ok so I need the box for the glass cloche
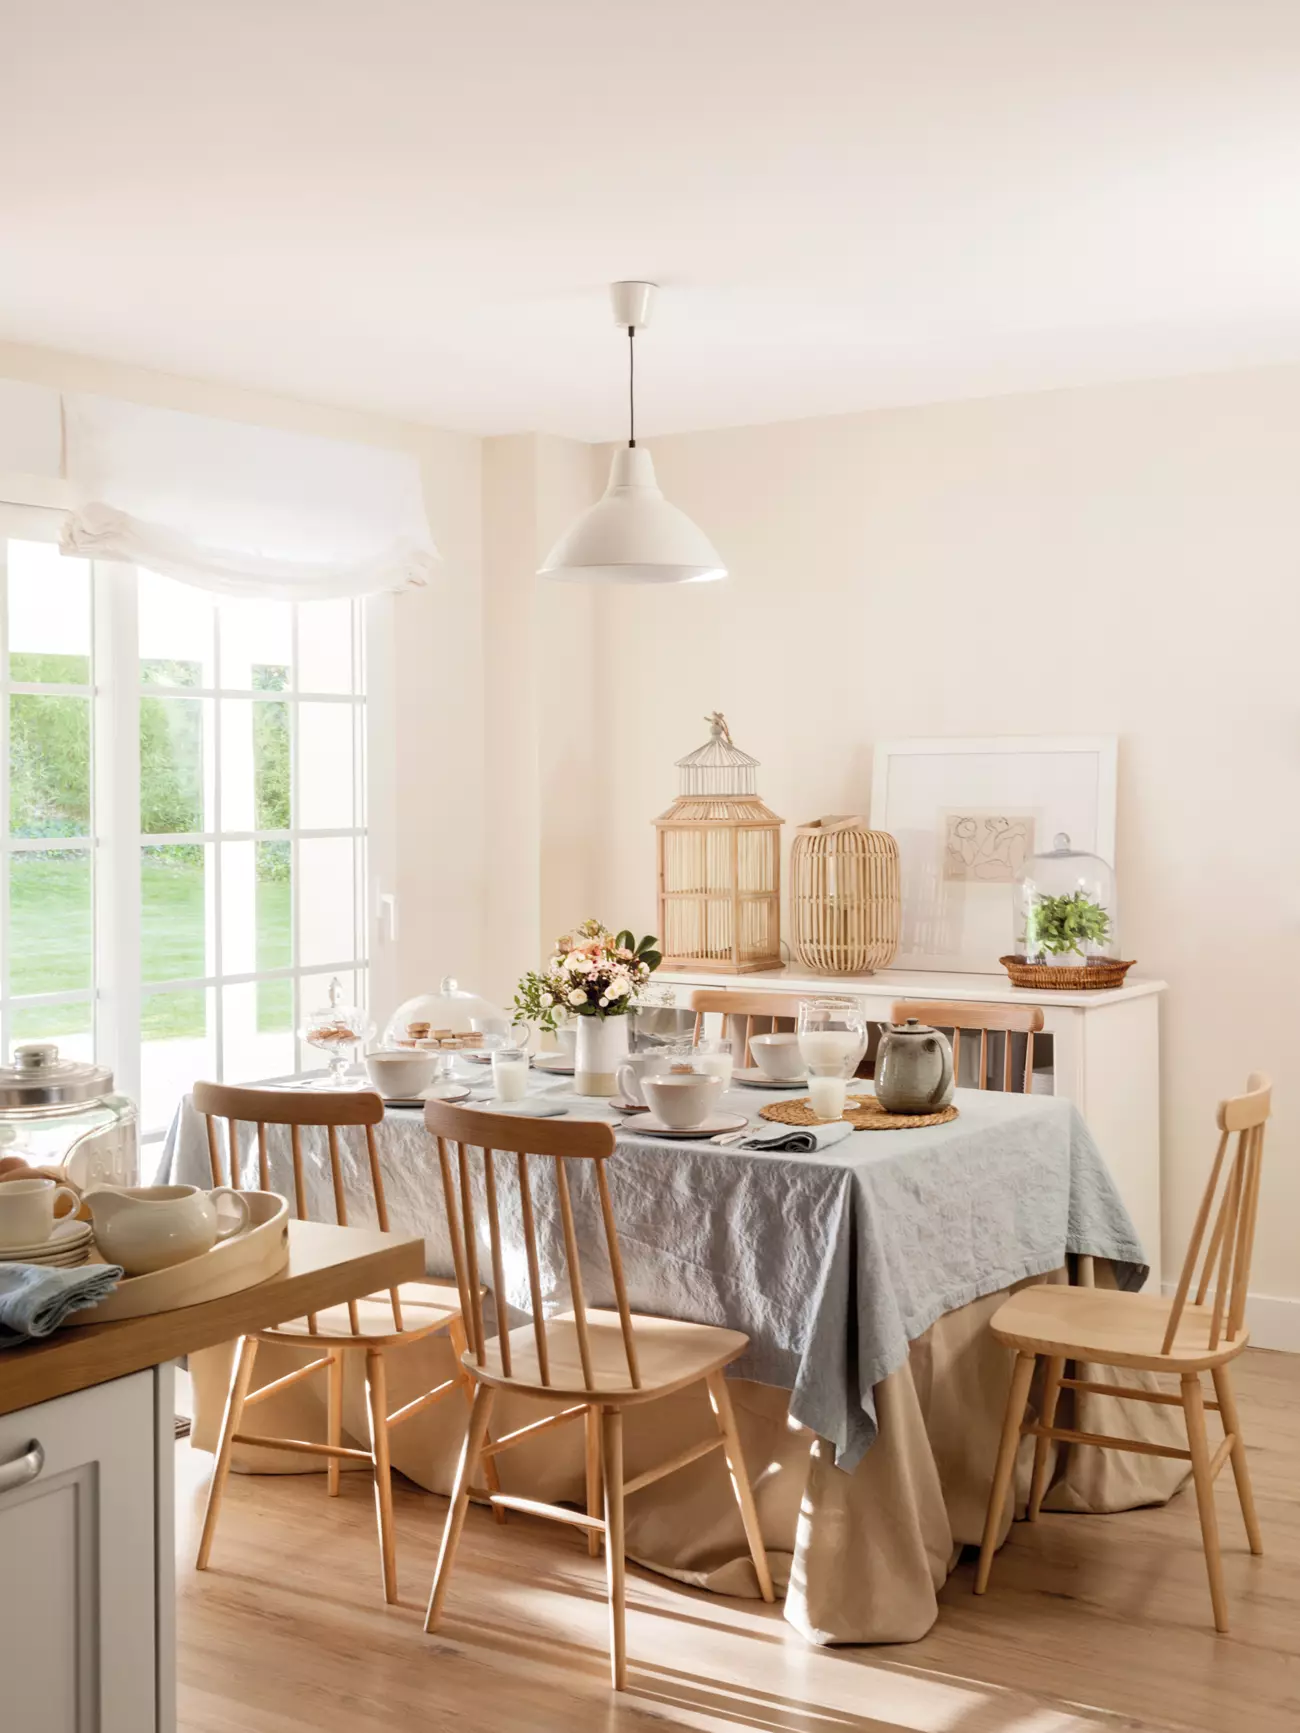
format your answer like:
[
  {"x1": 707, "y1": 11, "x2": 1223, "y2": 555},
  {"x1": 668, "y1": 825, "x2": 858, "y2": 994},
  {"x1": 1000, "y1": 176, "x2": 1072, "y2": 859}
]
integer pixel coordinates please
[
  {"x1": 0, "y1": 1043, "x2": 138, "y2": 1189},
  {"x1": 1013, "y1": 833, "x2": 1118, "y2": 967},
  {"x1": 301, "y1": 977, "x2": 373, "y2": 1087},
  {"x1": 381, "y1": 976, "x2": 510, "y2": 1052}
]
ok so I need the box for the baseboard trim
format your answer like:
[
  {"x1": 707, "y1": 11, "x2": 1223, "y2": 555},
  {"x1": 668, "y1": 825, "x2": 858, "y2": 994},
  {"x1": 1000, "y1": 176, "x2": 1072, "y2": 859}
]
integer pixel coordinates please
[{"x1": 1160, "y1": 1283, "x2": 1300, "y2": 1353}]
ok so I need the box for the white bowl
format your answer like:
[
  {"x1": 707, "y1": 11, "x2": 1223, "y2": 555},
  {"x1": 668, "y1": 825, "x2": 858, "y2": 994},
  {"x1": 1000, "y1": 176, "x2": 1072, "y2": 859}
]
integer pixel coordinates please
[
  {"x1": 364, "y1": 1049, "x2": 439, "y2": 1096},
  {"x1": 749, "y1": 1033, "x2": 805, "y2": 1082}
]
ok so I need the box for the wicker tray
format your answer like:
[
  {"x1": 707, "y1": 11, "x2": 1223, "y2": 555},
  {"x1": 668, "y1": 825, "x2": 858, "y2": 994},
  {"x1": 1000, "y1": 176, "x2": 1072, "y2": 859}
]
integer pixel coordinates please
[
  {"x1": 999, "y1": 955, "x2": 1136, "y2": 992},
  {"x1": 759, "y1": 1094, "x2": 959, "y2": 1132}
]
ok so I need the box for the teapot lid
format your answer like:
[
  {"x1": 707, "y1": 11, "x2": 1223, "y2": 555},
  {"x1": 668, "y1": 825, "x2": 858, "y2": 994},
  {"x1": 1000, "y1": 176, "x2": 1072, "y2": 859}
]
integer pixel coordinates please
[
  {"x1": 888, "y1": 1016, "x2": 936, "y2": 1036},
  {"x1": 0, "y1": 1043, "x2": 115, "y2": 1109}
]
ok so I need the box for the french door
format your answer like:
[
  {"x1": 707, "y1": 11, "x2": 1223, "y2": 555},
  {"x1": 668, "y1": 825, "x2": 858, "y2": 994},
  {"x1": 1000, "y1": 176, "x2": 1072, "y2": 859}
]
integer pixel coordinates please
[{"x1": 0, "y1": 506, "x2": 369, "y2": 1150}]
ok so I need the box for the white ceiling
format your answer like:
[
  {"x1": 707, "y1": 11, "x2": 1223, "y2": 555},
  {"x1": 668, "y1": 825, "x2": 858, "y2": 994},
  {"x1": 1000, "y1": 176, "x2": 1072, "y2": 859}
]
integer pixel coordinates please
[{"x1": 4, "y1": 1, "x2": 1300, "y2": 440}]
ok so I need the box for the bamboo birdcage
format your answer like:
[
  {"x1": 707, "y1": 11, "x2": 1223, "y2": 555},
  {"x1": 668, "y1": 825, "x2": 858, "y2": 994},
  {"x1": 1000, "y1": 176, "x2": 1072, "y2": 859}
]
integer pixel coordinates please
[
  {"x1": 789, "y1": 817, "x2": 900, "y2": 974},
  {"x1": 655, "y1": 714, "x2": 783, "y2": 974}
]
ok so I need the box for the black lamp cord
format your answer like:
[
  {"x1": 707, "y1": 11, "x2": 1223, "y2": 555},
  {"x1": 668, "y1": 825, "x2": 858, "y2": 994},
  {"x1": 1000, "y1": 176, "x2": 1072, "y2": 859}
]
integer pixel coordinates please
[{"x1": 627, "y1": 325, "x2": 636, "y2": 448}]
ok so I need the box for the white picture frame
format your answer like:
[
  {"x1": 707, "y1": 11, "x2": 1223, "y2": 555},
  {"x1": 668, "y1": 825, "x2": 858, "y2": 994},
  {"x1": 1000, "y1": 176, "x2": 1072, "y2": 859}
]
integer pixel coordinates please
[{"x1": 869, "y1": 735, "x2": 1118, "y2": 973}]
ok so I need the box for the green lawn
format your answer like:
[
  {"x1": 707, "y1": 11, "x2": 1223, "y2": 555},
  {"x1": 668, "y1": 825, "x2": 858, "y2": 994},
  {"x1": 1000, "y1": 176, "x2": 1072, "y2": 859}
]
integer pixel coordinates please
[{"x1": 10, "y1": 855, "x2": 292, "y2": 1040}]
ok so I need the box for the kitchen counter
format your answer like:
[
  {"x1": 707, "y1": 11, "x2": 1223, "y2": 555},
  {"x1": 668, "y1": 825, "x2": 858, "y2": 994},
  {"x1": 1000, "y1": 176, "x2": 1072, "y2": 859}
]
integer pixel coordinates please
[
  {"x1": 0, "y1": 1218, "x2": 424, "y2": 1733},
  {"x1": 0, "y1": 1218, "x2": 424, "y2": 1417}
]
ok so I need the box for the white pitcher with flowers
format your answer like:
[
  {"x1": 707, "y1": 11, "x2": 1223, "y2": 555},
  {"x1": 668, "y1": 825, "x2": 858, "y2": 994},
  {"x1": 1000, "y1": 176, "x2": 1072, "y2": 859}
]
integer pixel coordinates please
[{"x1": 514, "y1": 920, "x2": 662, "y2": 1095}]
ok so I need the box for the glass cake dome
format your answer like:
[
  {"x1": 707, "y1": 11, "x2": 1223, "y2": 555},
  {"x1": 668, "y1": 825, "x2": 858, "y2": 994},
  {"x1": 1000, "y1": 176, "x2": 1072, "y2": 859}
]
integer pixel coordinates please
[
  {"x1": 1013, "y1": 833, "x2": 1119, "y2": 966},
  {"x1": 381, "y1": 976, "x2": 510, "y2": 1051}
]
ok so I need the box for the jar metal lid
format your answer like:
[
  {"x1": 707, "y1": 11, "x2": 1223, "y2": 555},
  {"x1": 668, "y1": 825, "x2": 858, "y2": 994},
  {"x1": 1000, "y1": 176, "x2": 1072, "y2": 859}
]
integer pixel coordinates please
[{"x1": 0, "y1": 1042, "x2": 115, "y2": 1109}]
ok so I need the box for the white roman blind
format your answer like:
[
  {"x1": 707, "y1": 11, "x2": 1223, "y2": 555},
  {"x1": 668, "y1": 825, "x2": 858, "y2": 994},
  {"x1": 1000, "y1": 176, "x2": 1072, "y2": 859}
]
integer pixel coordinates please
[{"x1": 60, "y1": 393, "x2": 437, "y2": 599}]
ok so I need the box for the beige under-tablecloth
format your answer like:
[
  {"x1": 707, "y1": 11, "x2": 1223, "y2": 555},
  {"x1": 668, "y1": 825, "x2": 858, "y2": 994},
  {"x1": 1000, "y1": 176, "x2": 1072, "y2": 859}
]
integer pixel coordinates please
[{"x1": 189, "y1": 1262, "x2": 1185, "y2": 1645}]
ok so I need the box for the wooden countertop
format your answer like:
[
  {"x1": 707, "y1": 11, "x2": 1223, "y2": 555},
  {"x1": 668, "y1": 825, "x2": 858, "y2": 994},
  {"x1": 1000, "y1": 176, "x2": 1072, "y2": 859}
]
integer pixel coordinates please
[{"x1": 0, "y1": 1220, "x2": 424, "y2": 1417}]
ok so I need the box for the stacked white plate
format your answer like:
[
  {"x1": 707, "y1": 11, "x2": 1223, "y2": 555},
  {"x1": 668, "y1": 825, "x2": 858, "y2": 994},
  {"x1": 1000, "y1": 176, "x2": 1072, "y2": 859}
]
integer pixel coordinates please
[{"x1": 0, "y1": 1217, "x2": 94, "y2": 1268}]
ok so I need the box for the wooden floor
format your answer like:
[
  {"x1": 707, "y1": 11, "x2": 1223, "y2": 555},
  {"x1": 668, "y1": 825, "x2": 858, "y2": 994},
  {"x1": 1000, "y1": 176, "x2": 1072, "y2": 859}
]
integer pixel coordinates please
[{"x1": 176, "y1": 1348, "x2": 1300, "y2": 1733}]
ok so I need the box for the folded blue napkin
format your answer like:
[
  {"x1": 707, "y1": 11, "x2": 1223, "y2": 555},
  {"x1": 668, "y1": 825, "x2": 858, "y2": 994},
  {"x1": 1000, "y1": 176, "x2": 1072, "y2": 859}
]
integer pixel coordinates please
[
  {"x1": 0, "y1": 1262, "x2": 125, "y2": 1347},
  {"x1": 740, "y1": 1119, "x2": 854, "y2": 1154}
]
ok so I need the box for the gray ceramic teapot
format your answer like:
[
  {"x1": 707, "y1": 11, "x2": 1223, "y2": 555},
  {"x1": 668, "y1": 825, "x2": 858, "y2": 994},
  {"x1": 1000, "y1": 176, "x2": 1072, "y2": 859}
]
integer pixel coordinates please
[{"x1": 875, "y1": 1018, "x2": 954, "y2": 1113}]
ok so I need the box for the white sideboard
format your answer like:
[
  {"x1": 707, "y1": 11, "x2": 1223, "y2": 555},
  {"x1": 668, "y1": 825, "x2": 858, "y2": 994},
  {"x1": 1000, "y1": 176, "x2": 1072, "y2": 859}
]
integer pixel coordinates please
[{"x1": 656, "y1": 966, "x2": 1165, "y2": 1284}]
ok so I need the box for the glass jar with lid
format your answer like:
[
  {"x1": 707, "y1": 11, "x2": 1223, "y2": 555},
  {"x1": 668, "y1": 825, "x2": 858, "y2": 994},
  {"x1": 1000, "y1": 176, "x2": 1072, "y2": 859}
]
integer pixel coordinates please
[
  {"x1": 0, "y1": 1043, "x2": 138, "y2": 1189},
  {"x1": 1013, "y1": 833, "x2": 1119, "y2": 967},
  {"x1": 301, "y1": 977, "x2": 374, "y2": 1087}
]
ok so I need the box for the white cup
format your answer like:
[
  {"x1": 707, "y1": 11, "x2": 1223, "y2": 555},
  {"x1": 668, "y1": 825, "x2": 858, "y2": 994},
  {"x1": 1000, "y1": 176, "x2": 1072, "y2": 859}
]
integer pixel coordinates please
[
  {"x1": 807, "y1": 1069, "x2": 849, "y2": 1121},
  {"x1": 749, "y1": 1033, "x2": 805, "y2": 1081},
  {"x1": 642, "y1": 1072, "x2": 723, "y2": 1129},
  {"x1": 615, "y1": 1050, "x2": 669, "y2": 1106},
  {"x1": 695, "y1": 1038, "x2": 734, "y2": 1092},
  {"x1": 0, "y1": 1176, "x2": 82, "y2": 1249},
  {"x1": 492, "y1": 1047, "x2": 530, "y2": 1103}
]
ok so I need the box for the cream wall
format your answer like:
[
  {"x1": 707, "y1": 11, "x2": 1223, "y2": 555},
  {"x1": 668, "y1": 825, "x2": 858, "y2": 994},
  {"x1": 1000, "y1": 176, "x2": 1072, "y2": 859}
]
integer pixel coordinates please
[
  {"x1": 571, "y1": 365, "x2": 1300, "y2": 1301},
  {"x1": 0, "y1": 338, "x2": 486, "y2": 1017}
]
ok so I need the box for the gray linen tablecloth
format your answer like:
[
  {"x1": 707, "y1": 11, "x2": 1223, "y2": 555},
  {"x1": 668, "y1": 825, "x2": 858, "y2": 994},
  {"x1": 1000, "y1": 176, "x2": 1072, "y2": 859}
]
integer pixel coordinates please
[{"x1": 158, "y1": 1079, "x2": 1144, "y2": 1471}]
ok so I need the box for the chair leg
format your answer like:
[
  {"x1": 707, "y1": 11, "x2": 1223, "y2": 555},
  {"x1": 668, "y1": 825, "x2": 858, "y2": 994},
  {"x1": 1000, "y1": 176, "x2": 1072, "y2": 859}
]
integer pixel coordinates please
[
  {"x1": 448, "y1": 1314, "x2": 504, "y2": 1522},
  {"x1": 364, "y1": 1348, "x2": 398, "y2": 1605},
  {"x1": 425, "y1": 1382, "x2": 495, "y2": 1634},
  {"x1": 196, "y1": 1335, "x2": 259, "y2": 1570},
  {"x1": 326, "y1": 1348, "x2": 343, "y2": 1498},
  {"x1": 1211, "y1": 1364, "x2": 1263, "y2": 1556},
  {"x1": 601, "y1": 1406, "x2": 627, "y2": 1691},
  {"x1": 975, "y1": 1350, "x2": 1036, "y2": 1594},
  {"x1": 1183, "y1": 1373, "x2": 1230, "y2": 1633},
  {"x1": 1027, "y1": 1354, "x2": 1065, "y2": 1522},
  {"x1": 706, "y1": 1370, "x2": 775, "y2": 1603},
  {"x1": 585, "y1": 1402, "x2": 603, "y2": 1559}
]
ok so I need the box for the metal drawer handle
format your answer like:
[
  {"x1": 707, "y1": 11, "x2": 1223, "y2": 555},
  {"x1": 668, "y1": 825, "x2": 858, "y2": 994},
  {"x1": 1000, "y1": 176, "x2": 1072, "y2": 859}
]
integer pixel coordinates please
[{"x1": 0, "y1": 1440, "x2": 44, "y2": 1494}]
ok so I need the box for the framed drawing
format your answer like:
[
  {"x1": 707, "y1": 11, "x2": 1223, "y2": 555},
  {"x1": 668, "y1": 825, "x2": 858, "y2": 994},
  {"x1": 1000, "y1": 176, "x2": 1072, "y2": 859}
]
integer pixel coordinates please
[{"x1": 869, "y1": 736, "x2": 1118, "y2": 973}]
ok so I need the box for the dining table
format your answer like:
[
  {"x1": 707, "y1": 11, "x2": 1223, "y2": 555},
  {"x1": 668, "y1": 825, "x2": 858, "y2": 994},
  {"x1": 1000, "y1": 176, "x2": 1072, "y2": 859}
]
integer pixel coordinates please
[{"x1": 158, "y1": 1064, "x2": 1188, "y2": 1645}]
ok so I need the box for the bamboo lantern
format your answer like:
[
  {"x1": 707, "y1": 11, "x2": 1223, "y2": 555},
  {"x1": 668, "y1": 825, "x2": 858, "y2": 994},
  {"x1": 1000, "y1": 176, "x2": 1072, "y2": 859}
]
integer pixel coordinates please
[
  {"x1": 789, "y1": 817, "x2": 900, "y2": 974},
  {"x1": 655, "y1": 714, "x2": 783, "y2": 974}
]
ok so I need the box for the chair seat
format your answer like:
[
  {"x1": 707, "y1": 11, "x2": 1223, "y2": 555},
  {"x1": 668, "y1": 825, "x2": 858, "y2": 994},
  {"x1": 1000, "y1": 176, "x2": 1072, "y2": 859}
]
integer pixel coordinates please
[
  {"x1": 258, "y1": 1279, "x2": 462, "y2": 1345},
  {"x1": 991, "y1": 1282, "x2": 1249, "y2": 1372},
  {"x1": 465, "y1": 1307, "x2": 750, "y2": 1403}
]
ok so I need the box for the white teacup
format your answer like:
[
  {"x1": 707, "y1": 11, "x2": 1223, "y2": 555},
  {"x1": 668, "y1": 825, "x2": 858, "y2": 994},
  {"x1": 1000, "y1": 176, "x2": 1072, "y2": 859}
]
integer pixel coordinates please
[
  {"x1": 749, "y1": 1033, "x2": 805, "y2": 1081},
  {"x1": 0, "y1": 1176, "x2": 82, "y2": 1249},
  {"x1": 641, "y1": 1072, "x2": 723, "y2": 1129},
  {"x1": 615, "y1": 1049, "x2": 670, "y2": 1106}
]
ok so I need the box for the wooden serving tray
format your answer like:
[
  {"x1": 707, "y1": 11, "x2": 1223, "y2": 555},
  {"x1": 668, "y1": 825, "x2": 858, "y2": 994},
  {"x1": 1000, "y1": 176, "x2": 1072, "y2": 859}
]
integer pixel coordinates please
[{"x1": 79, "y1": 1191, "x2": 290, "y2": 1323}]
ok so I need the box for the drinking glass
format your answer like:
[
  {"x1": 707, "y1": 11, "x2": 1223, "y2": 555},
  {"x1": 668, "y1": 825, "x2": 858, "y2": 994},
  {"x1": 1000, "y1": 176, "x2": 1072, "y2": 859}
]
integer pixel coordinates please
[
  {"x1": 796, "y1": 996, "x2": 867, "y2": 1077},
  {"x1": 806, "y1": 1064, "x2": 849, "y2": 1121},
  {"x1": 694, "y1": 1037, "x2": 734, "y2": 1092},
  {"x1": 492, "y1": 1045, "x2": 530, "y2": 1103}
]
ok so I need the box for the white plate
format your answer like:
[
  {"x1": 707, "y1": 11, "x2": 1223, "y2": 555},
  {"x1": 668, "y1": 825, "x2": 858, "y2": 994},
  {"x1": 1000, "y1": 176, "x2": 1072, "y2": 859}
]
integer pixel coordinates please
[
  {"x1": 478, "y1": 1098, "x2": 567, "y2": 1118},
  {"x1": 383, "y1": 1083, "x2": 470, "y2": 1108},
  {"x1": 733, "y1": 1068, "x2": 809, "y2": 1088},
  {"x1": 635, "y1": 1111, "x2": 750, "y2": 1139},
  {"x1": 0, "y1": 1219, "x2": 93, "y2": 1259},
  {"x1": 532, "y1": 1055, "x2": 575, "y2": 1075},
  {"x1": 0, "y1": 1248, "x2": 91, "y2": 1268}
]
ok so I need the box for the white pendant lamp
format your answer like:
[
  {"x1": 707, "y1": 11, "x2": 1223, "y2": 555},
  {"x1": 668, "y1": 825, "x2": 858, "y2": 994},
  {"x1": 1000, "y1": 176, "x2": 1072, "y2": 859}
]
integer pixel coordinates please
[{"x1": 538, "y1": 282, "x2": 727, "y2": 586}]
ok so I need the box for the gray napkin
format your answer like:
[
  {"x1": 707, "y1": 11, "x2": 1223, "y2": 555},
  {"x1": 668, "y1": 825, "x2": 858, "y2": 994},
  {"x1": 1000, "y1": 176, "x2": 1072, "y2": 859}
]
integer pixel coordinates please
[
  {"x1": 740, "y1": 1119, "x2": 855, "y2": 1154},
  {"x1": 0, "y1": 1262, "x2": 125, "y2": 1347}
]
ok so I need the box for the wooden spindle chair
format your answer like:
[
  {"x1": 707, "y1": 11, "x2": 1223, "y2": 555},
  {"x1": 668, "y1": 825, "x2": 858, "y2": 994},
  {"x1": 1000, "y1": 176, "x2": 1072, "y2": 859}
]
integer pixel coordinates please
[
  {"x1": 422, "y1": 1100, "x2": 774, "y2": 1691},
  {"x1": 976, "y1": 1073, "x2": 1271, "y2": 1633},
  {"x1": 689, "y1": 987, "x2": 798, "y2": 1067},
  {"x1": 192, "y1": 1082, "x2": 498, "y2": 1605},
  {"x1": 890, "y1": 999, "x2": 1045, "y2": 1092}
]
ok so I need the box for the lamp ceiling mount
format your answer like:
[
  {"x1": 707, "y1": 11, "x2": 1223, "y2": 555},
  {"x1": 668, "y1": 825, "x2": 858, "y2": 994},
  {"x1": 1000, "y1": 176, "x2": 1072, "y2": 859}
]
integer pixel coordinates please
[{"x1": 610, "y1": 281, "x2": 656, "y2": 331}]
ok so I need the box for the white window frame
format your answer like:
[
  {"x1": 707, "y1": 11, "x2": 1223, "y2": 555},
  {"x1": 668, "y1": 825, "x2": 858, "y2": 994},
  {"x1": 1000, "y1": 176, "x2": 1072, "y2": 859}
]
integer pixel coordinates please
[{"x1": 0, "y1": 501, "x2": 374, "y2": 1145}]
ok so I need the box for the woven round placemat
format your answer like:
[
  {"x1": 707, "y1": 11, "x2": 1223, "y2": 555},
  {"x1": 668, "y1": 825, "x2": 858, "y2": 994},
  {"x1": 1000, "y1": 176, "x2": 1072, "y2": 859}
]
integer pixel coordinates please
[{"x1": 759, "y1": 1094, "x2": 960, "y2": 1132}]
